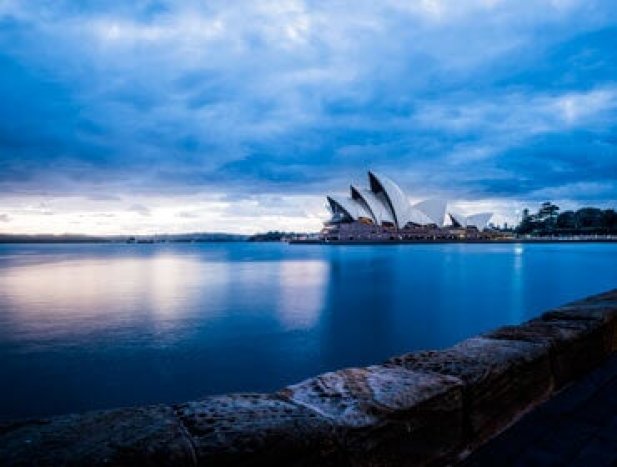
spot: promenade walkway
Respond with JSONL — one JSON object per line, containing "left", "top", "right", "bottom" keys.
{"left": 462, "top": 353, "right": 617, "bottom": 466}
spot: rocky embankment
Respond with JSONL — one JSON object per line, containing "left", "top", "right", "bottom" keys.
{"left": 1, "top": 289, "right": 616, "bottom": 466}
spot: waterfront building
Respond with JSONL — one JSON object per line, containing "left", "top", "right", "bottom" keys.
{"left": 322, "top": 171, "right": 495, "bottom": 242}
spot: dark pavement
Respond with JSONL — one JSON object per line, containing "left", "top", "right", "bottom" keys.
{"left": 462, "top": 354, "right": 617, "bottom": 466}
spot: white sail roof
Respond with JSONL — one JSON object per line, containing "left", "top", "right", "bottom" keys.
{"left": 326, "top": 171, "right": 492, "bottom": 230}
{"left": 406, "top": 207, "right": 435, "bottom": 226}
{"left": 414, "top": 199, "right": 447, "bottom": 227}
{"left": 466, "top": 212, "right": 493, "bottom": 229}
{"left": 368, "top": 171, "right": 417, "bottom": 228}
{"left": 327, "top": 195, "right": 372, "bottom": 221}
{"left": 448, "top": 211, "right": 493, "bottom": 229}
{"left": 448, "top": 212, "right": 467, "bottom": 228}
{"left": 350, "top": 185, "right": 394, "bottom": 225}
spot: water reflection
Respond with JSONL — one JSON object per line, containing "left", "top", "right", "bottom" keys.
{"left": 0, "top": 255, "right": 214, "bottom": 342}
{"left": 320, "top": 251, "right": 396, "bottom": 368}
{"left": 276, "top": 260, "right": 328, "bottom": 330}
{"left": 510, "top": 244, "right": 525, "bottom": 323}
{"left": 1, "top": 242, "right": 617, "bottom": 420}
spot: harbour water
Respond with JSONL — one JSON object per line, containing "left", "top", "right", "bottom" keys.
{"left": 1, "top": 242, "right": 616, "bottom": 420}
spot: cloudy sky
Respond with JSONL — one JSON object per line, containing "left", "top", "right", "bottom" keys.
{"left": 1, "top": 0, "right": 616, "bottom": 234}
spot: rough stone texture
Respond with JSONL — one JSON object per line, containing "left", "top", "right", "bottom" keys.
{"left": 545, "top": 289, "right": 617, "bottom": 322}
{"left": 388, "top": 337, "right": 552, "bottom": 445}
{"left": 0, "top": 405, "right": 195, "bottom": 466}
{"left": 174, "top": 393, "right": 341, "bottom": 466}
{"left": 541, "top": 289, "right": 617, "bottom": 354}
{"left": 279, "top": 365, "right": 464, "bottom": 466}
{"left": 485, "top": 318, "right": 608, "bottom": 388}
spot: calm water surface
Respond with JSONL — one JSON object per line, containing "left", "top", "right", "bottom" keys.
{"left": 1, "top": 242, "right": 616, "bottom": 419}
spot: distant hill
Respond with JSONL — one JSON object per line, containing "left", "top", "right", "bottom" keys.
{"left": 0, "top": 234, "right": 112, "bottom": 243}
{"left": 146, "top": 233, "right": 249, "bottom": 242}
{"left": 248, "top": 231, "right": 310, "bottom": 242}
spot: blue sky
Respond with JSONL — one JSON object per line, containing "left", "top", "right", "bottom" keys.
{"left": 1, "top": 0, "right": 616, "bottom": 234}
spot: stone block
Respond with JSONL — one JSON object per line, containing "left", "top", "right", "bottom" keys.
{"left": 570, "top": 288, "right": 617, "bottom": 304}
{"left": 279, "top": 365, "right": 464, "bottom": 466}
{"left": 175, "top": 393, "right": 341, "bottom": 466}
{"left": 0, "top": 405, "right": 195, "bottom": 466}
{"left": 486, "top": 318, "right": 609, "bottom": 387}
{"left": 541, "top": 292, "right": 617, "bottom": 353}
{"left": 388, "top": 337, "right": 551, "bottom": 445}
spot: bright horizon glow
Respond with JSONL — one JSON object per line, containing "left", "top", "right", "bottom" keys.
{"left": 0, "top": 192, "right": 523, "bottom": 235}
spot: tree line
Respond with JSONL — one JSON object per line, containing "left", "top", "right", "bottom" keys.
{"left": 517, "top": 202, "right": 617, "bottom": 235}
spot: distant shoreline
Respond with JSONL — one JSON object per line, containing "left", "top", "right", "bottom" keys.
{"left": 1, "top": 233, "right": 616, "bottom": 245}
{"left": 290, "top": 237, "right": 617, "bottom": 245}
{"left": 2, "top": 238, "right": 616, "bottom": 245}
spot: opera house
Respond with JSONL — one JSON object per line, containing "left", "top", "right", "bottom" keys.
{"left": 321, "top": 171, "right": 495, "bottom": 242}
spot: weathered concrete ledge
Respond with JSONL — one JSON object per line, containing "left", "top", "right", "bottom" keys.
{"left": 1, "top": 289, "right": 616, "bottom": 466}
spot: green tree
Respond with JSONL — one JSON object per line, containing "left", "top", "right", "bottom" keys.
{"left": 556, "top": 210, "right": 575, "bottom": 230}
{"left": 538, "top": 202, "right": 560, "bottom": 222}
{"left": 575, "top": 208, "right": 603, "bottom": 230}
{"left": 517, "top": 204, "right": 617, "bottom": 235}
{"left": 516, "top": 214, "right": 535, "bottom": 234}
{"left": 602, "top": 209, "right": 617, "bottom": 232}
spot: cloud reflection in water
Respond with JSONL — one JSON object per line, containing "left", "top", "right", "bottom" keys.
{"left": 0, "top": 254, "right": 219, "bottom": 344}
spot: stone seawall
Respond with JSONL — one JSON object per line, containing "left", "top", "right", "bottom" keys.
{"left": 1, "top": 289, "right": 616, "bottom": 466}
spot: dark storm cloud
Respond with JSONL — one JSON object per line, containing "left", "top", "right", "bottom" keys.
{"left": 1, "top": 0, "right": 617, "bottom": 205}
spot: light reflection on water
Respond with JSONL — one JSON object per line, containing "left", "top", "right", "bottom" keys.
{"left": 276, "top": 261, "right": 328, "bottom": 330}
{"left": 0, "top": 242, "right": 616, "bottom": 420}
{"left": 0, "top": 255, "right": 221, "bottom": 342}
